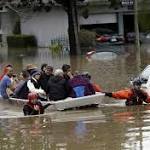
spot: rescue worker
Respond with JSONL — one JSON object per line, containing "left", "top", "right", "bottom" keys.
{"left": 23, "top": 93, "right": 50, "bottom": 116}
{"left": 105, "top": 79, "right": 148, "bottom": 106}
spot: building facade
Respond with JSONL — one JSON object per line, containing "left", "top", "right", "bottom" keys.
{"left": 0, "top": 0, "right": 135, "bottom": 47}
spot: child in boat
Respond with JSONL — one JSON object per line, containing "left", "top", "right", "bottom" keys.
{"left": 23, "top": 93, "right": 50, "bottom": 116}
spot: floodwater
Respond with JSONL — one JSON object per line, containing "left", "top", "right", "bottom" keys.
{"left": 1, "top": 44, "right": 150, "bottom": 149}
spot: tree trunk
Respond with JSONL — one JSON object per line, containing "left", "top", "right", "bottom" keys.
{"left": 68, "top": 0, "right": 80, "bottom": 55}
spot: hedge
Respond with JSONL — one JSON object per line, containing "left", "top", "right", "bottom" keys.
{"left": 79, "top": 29, "right": 96, "bottom": 51}
{"left": 7, "top": 35, "right": 37, "bottom": 48}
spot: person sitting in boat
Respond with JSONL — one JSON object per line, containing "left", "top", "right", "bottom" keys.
{"left": 41, "top": 63, "right": 48, "bottom": 74}
{"left": 25, "top": 64, "right": 37, "bottom": 76}
{"left": 62, "top": 64, "right": 73, "bottom": 81}
{"left": 23, "top": 92, "right": 50, "bottom": 116}
{"left": 81, "top": 72, "right": 102, "bottom": 92}
{"left": 46, "top": 69, "right": 69, "bottom": 101}
{"left": 39, "top": 65, "right": 54, "bottom": 92}
{"left": 0, "top": 64, "right": 13, "bottom": 81}
{"left": 0, "top": 65, "right": 15, "bottom": 99}
{"left": 13, "top": 70, "right": 30, "bottom": 99}
{"left": 27, "top": 70, "right": 46, "bottom": 96}
{"left": 68, "top": 72, "right": 95, "bottom": 98}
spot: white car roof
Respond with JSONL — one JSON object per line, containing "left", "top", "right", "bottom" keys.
{"left": 140, "top": 65, "right": 150, "bottom": 79}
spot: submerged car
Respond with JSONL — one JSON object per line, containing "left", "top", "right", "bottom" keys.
{"left": 126, "top": 32, "right": 145, "bottom": 43}
{"left": 130, "top": 65, "right": 150, "bottom": 87}
{"left": 96, "top": 34, "right": 124, "bottom": 45}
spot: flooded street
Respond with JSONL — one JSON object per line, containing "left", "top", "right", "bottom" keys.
{"left": 1, "top": 44, "right": 150, "bottom": 149}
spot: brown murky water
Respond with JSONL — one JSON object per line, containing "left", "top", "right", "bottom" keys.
{"left": 0, "top": 44, "right": 150, "bottom": 149}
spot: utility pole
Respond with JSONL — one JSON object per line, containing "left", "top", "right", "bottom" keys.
{"left": 134, "top": 0, "right": 140, "bottom": 48}
{"left": 134, "top": 0, "right": 141, "bottom": 72}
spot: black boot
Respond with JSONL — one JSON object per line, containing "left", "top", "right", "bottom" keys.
{"left": 105, "top": 92, "right": 112, "bottom": 97}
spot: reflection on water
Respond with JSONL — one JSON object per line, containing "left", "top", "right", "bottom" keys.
{"left": 1, "top": 44, "right": 150, "bottom": 149}
{"left": 1, "top": 106, "right": 150, "bottom": 149}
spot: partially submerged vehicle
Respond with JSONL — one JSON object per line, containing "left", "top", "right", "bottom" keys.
{"left": 130, "top": 65, "right": 150, "bottom": 88}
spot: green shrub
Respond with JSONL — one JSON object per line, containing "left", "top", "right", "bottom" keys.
{"left": 79, "top": 29, "right": 96, "bottom": 49}
{"left": 7, "top": 35, "right": 37, "bottom": 48}
{"left": 49, "top": 42, "right": 63, "bottom": 54}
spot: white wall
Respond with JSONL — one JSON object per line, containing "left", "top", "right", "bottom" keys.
{"left": 1, "top": 12, "right": 18, "bottom": 45}
{"left": 79, "top": 13, "right": 117, "bottom": 25}
{"left": 21, "top": 7, "right": 68, "bottom": 47}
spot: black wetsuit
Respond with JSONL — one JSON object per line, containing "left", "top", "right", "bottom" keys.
{"left": 23, "top": 102, "right": 50, "bottom": 116}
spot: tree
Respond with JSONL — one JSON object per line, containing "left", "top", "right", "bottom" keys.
{"left": 55, "top": 0, "right": 81, "bottom": 55}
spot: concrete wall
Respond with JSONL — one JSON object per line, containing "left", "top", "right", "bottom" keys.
{"left": 80, "top": 13, "right": 117, "bottom": 25}
{"left": 21, "top": 7, "right": 68, "bottom": 47}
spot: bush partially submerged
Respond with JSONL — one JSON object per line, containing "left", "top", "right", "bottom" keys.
{"left": 49, "top": 42, "right": 63, "bottom": 54}
{"left": 7, "top": 35, "right": 37, "bottom": 48}
{"left": 79, "top": 29, "right": 96, "bottom": 50}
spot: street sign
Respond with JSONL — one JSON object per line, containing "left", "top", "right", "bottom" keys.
{"left": 121, "top": 0, "right": 134, "bottom": 6}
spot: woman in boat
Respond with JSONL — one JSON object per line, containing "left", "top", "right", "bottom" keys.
{"left": 46, "top": 69, "right": 69, "bottom": 101}
{"left": 23, "top": 93, "right": 50, "bottom": 116}
{"left": 27, "top": 70, "right": 46, "bottom": 96}
{"left": 68, "top": 72, "right": 95, "bottom": 98}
